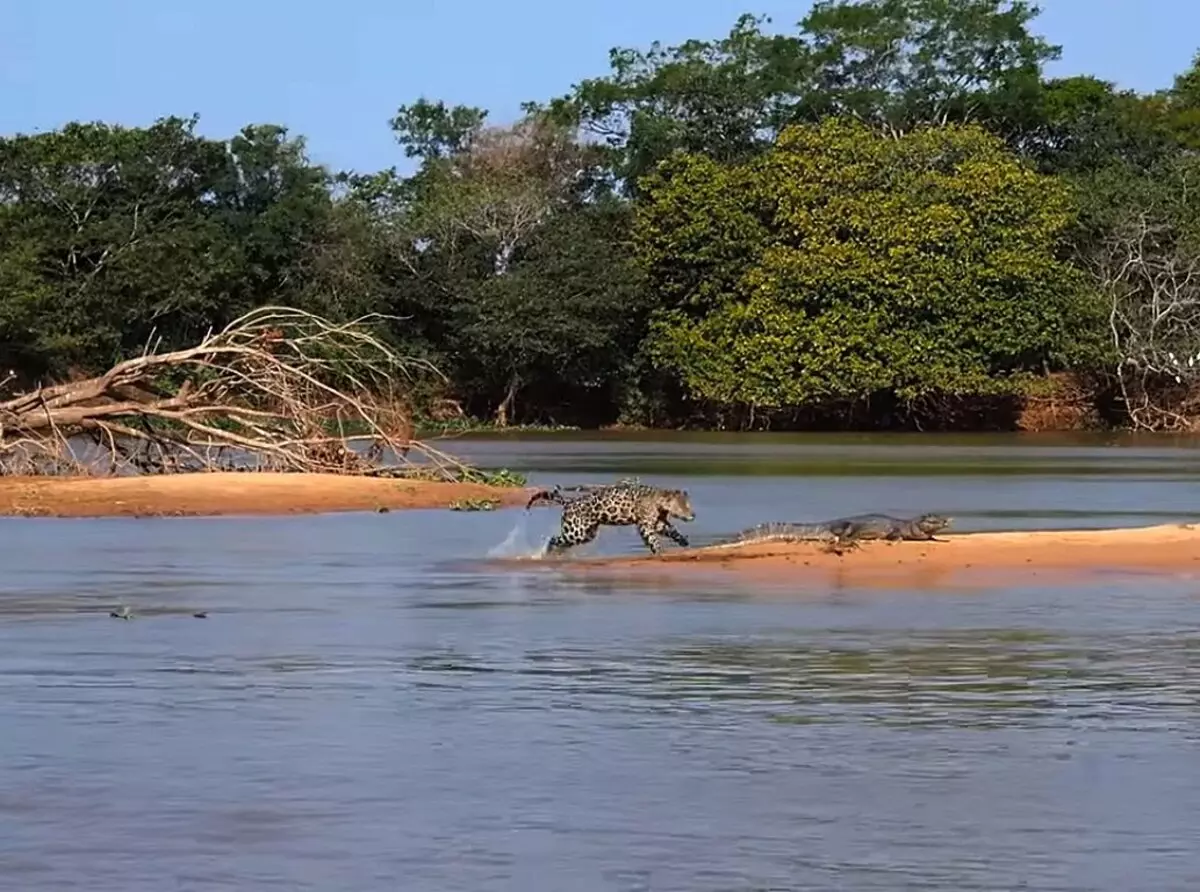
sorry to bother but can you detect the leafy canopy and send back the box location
[538,0,1059,189]
[635,117,1098,409]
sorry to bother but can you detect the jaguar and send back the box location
[527,482,696,556]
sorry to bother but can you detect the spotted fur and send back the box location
[539,483,696,556]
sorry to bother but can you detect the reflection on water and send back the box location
[1,434,1200,890]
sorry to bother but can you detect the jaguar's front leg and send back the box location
[636,520,663,555]
[657,519,689,548]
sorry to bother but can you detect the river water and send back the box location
[2,432,1199,891]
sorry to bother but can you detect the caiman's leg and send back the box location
[821,534,861,555]
[657,519,689,548]
[819,524,863,554]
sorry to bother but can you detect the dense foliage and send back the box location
[5,0,1200,430]
[636,120,1097,413]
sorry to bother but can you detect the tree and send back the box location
[447,202,649,425]
[0,117,363,385]
[1012,76,1177,175]
[798,0,1059,133]
[390,98,488,162]
[538,0,1059,190]
[0,116,232,379]
[635,118,1099,421]
[403,113,598,275]
[1075,156,1200,430]
[376,101,640,423]
[1165,50,1200,151]
[536,14,808,187]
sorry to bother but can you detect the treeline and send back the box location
[6,0,1200,431]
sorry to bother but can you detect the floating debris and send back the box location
[449,498,499,512]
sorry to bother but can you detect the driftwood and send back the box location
[0,306,476,480]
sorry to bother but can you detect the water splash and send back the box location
[486,513,548,560]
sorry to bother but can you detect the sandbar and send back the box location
[541,524,1200,589]
[0,472,532,518]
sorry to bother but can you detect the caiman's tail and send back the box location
[705,522,843,550]
[705,522,808,549]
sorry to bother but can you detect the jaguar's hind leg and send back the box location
[544,517,599,556]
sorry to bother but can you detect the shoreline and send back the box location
[517,523,1200,589]
[0,472,533,518]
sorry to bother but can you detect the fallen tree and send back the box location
[0,306,480,479]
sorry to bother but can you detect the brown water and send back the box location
[2,432,1199,891]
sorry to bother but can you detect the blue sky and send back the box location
[3,0,1198,176]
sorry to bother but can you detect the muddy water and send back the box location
[2,432,1200,891]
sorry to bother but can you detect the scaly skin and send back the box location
[710,513,952,555]
[826,513,952,543]
[708,521,856,554]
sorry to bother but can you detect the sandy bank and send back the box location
[541,524,1200,589]
[0,472,532,518]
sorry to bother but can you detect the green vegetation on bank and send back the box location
[6,0,1200,431]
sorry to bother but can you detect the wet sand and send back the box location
[0,472,532,517]
[537,524,1200,589]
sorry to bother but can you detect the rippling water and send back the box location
[2,433,1199,891]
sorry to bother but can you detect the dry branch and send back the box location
[1093,213,1200,430]
[0,306,480,479]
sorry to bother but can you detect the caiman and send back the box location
[710,513,952,555]
[708,520,857,554]
[825,512,951,543]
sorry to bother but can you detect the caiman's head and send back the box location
[662,489,696,523]
[916,513,952,536]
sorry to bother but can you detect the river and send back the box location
[1,432,1199,891]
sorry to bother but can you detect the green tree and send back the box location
[635,118,1099,419]
[209,124,354,322]
[0,116,361,382]
[1165,50,1200,151]
[390,98,488,162]
[0,116,231,378]
[371,103,646,423]
[403,114,597,275]
[539,0,1058,190]
[799,0,1059,133]
[447,202,650,425]
[1013,76,1176,175]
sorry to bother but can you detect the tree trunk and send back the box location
[494,373,520,427]
[493,240,515,276]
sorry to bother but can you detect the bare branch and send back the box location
[1089,211,1200,430]
[0,306,481,480]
